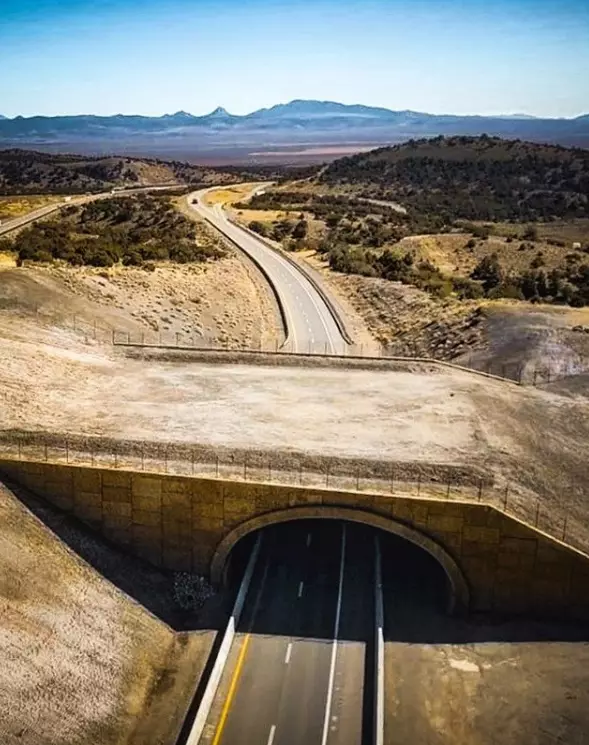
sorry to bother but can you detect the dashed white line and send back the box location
[267,724,277,745]
[298,580,304,598]
[285,642,293,664]
[320,524,347,745]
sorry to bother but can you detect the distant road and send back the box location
[200,521,373,745]
[0,184,185,238]
[188,189,349,354]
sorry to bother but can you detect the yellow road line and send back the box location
[211,633,251,745]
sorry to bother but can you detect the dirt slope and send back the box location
[0,479,206,745]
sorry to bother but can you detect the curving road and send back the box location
[188,190,349,355]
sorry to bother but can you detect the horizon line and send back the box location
[1,100,587,121]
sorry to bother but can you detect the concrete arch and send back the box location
[210,506,470,614]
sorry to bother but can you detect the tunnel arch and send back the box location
[210,506,470,614]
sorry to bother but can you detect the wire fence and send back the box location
[11,305,589,386]
[0,431,586,556]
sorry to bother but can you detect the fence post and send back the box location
[114,448,118,469]
[390,467,394,495]
[191,450,195,476]
[533,369,537,386]
[268,459,272,483]
[562,515,568,542]
[164,447,168,474]
[18,440,21,460]
[477,478,482,501]
[535,500,540,526]
[112,329,115,345]
[299,462,303,486]
[326,466,330,489]
[44,441,48,462]
[65,439,69,464]
[417,474,421,496]
[141,445,145,471]
[446,480,451,498]
[503,484,508,510]
[216,455,219,478]
[356,467,360,491]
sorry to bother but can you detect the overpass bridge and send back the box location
[2,454,589,745]
[1,455,588,620]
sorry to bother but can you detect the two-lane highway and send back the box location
[200,521,375,745]
[188,191,349,355]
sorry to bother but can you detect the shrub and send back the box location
[248,220,268,236]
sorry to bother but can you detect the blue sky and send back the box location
[1,0,588,118]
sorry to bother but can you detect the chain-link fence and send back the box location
[0,430,586,556]
[13,305,589,386]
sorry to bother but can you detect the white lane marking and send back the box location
[267,724,277,745]
[306,532,311,547]
[321,524,346,745]
[298,580,304,598]
[285,642,293,664]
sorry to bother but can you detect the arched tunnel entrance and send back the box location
[211,506,469,615]
[200,511,470,745]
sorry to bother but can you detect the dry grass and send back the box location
[203,183,263,206]
[397,231,589,277]
[0,195,63,220]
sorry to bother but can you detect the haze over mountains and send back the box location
[1,100,588,163]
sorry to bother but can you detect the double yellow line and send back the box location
[211,633,252,745]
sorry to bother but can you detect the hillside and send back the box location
[2,193,226,268]
[320,136,589,221]
[0,478,208,745]
[0,148,240,195]
[233,136,589,311]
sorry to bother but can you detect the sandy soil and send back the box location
[1,319,589,545]
[0,479,210,745]
[0,257,281,349]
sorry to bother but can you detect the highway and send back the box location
[188,191,349,355]
[200,521,375,745]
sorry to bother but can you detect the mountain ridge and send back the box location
[1,100,587,157]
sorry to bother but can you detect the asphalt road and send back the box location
[188,192,349,355]
[201,521,375,745]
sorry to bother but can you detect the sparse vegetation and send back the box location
[234,136,589,307]
[5,194,226,268]
[0,148,244,195]
[320,135,589,222]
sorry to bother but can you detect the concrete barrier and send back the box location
[374,535,384,745]
[185,532,262,745]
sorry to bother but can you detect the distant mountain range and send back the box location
[1,100,588,161]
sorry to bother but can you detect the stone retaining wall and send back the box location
[2,458,588,621]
